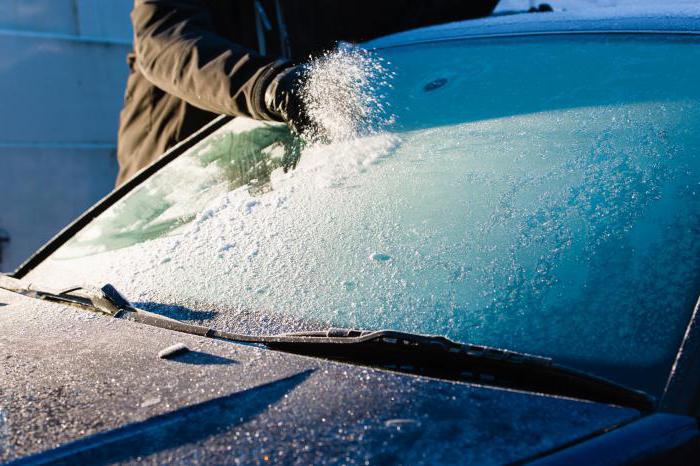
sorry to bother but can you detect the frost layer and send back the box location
[28,35,700,396]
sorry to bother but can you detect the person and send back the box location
[116,0,498,186]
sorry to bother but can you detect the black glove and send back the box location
[264,65,311,137]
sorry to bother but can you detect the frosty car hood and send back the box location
[0,289,640,465]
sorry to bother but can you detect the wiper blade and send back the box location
[0,277,655,412]
[266,328,655,413]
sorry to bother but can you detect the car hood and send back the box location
[0,289,640,465]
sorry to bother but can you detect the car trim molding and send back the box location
[661,295,700,417]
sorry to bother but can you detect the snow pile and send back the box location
[299,47,395,143]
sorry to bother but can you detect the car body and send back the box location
[2,6,700,465]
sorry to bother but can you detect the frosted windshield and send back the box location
[28,35,700,396]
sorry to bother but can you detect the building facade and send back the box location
[0,0,132,271]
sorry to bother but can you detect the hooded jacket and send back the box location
[116,0,497,186]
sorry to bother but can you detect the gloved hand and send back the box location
[264,65,311,137]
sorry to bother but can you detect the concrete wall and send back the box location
[0,1,132,271]
[0,147,118,270]
[0,0,132,41]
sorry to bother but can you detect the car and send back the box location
[2,5,700,465]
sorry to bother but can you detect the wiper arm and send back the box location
[266,328,655,413]
[0,277,654,412]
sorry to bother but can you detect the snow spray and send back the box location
[298,46,395,143]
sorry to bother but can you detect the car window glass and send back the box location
[28,35,700,396]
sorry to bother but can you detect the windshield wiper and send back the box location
[0,276,654,412]
[260,328,655,412]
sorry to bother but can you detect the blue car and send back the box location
[1,7,699,465]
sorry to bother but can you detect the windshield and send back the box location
[26,35,700,397]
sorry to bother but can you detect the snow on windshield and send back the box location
[29,36,700,395]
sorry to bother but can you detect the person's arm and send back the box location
[132,0,289,120]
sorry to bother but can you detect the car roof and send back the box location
[365,5,700,49]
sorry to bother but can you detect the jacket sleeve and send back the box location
[132,0,288,120]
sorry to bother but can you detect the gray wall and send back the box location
[0,0,132,271]
[0,0,132,40]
